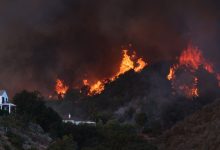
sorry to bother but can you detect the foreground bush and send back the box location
[13,90,63,137]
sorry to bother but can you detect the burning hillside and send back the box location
[54,43,220,99]
[55,49,148,97]
[1,0,220,98]
[49,43,220,133]
[167,44,220,98]
[82,50,148,95]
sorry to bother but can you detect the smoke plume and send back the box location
[0,0,219,96]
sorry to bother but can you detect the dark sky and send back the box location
[0,0,220,97]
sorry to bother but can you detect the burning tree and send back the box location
[55,79,69,98]
[167,44,220,98]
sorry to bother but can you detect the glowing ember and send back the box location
[55,79,69,98]
[167,65,178,81]
[192,77,199,97]
[191,88,199,97]
[167,44,219,98]
[179,85,198,98]
[83,79,89,86]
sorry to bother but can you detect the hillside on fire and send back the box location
[2,0,220,150]
[46,44,220,150]
[48,44,220,129]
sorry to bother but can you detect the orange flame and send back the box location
[83,79,105,95]
[89,81,105,95]
[179,45,214,73]
[179,46,203,70]
[55,79,69,98]
[134,58,148,72]
[83,79,89,86]
[116,50,134,76]
[114,50,147,78]
[167,65,178,81]
[167,44,219,98]
[55,49,147,97]
[176,76,199,98]
[191,88,199,97]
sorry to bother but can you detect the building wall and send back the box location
[0,92,9,104]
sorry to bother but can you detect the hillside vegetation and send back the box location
[5,90,158,150]
[0,115,51,150]
[158,99,220,150]
[1,89,220,150]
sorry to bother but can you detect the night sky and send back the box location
[0,0,220,96]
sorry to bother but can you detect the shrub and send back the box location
[6,131,24,150]
[135,112,148,127]
[13,90,63,138]
[47,135,77,150]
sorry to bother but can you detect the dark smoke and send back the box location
[0,0,219,96]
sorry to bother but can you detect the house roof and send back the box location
[0,103,16,106]
[0,90,6,96]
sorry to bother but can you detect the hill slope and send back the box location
[48,62,220,131]
[158,99,220,150]
[0,115,51,150]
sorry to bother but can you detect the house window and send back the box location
[2,97,4,103]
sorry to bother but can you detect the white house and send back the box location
[63,113,96,126]
[63,120,96,126]
[0,90,16,114]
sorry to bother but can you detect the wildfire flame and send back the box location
[179,45,214,73]
[55,79,69,98]
[82,79,105,95]
[167,65,177,81]
[134,58,148,72]
[192,77,199,97]
[89,81,105,95]
[83,49,147,96]
[116,50,134,76]
[167,44,219,98]
[115,50,147,78]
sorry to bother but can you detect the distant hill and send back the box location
[158,98,220,150]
